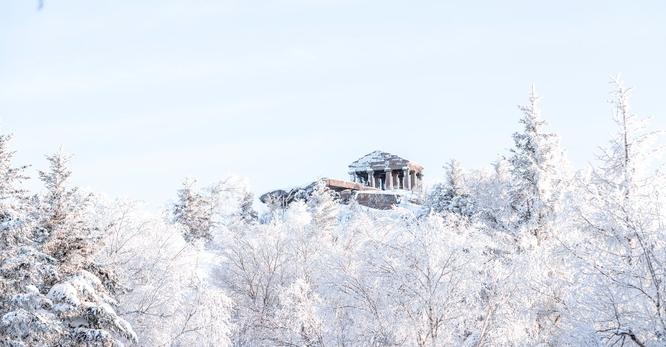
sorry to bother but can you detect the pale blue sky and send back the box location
[1,0,665,205]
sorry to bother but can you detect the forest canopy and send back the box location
[1,78,664,346]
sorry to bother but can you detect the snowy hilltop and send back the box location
[260,150,425,210]
[2,79,666,346]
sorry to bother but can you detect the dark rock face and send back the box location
[259,189,290,207]
[260,179,405,210]
[355,192,401,210]
[259,181,340,208]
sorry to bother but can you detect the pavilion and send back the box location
[347,150,423,191]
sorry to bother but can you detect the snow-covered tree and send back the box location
[371,215,488,346]
[507,86,567,242]
[36,151,96,272]
[468,158,513,233]
[172,179,216,243]
[461,90,576,344]
[173,176,258,243]
[98,200,233,346]
[0,134,30,248]
[213,177,258,229]
[217,220,296,345]
[5,80,666,346]
[0,134,29,209]
[424,159,473,219]
[272,278,324,346]
[238,190,258,224]
[569,77,666,345]
[1,149,137,346]
[37,151,77,231]
[307,180,340,235]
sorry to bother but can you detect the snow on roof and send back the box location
[348,150,423,172]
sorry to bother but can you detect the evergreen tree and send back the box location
[1,149,137,346]
[0,134,30,248]
[36,151,98,274]
[501,89,574,343]
[238,191,258,224]
[507,86,566,242]
[0,133,33,323]
[172,179,215,243]
[424,159,473,219]
[0,134,29,208]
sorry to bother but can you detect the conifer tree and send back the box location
[0,134,30,248]
[1,148,137,346]
[0,133,32,316]
[507,86,566,241]
[238,191,258,224]
[424,159,473,219]
[172,179,215,243]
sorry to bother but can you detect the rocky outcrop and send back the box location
[355,192,401,210]
[260,178,405,210]
[260,180,340,207]
[259,189,291,207]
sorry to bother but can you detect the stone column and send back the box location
[403,168,411,190]
[349,172,356,182]
[367,170,374,188]
[384,169,392,190]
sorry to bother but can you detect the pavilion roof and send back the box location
[348,150,423,172]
